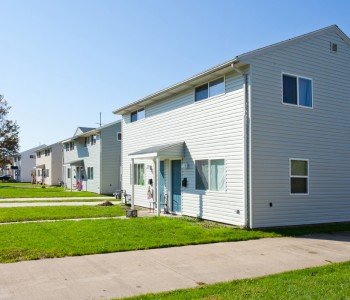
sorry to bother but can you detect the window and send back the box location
[290,159,309,194]
[195,159,225,191]
[65,143,69,151]
[45,169,49,178]
[132,163,145,185]
[37,169,41,176]
[117,132,122,141]
[130,108,145,123]
[90,135,97,145]
[67,168,71,179]
[195,160,209,190]
[29,155,35,159]
[44,149,50,156]
[195,77,225,102]
[37,152,41,158]
[283,74,312,107]
[87,167,94,180]
[84,137,88,147]
[69,142,74,151]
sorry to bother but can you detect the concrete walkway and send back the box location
[0,232,349,300]
[0,201,119,207]
[0,196,115,201]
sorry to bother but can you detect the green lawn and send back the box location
[126,262,350,300]
[0,216,348,264]
[0,182,101,198]
[0,217,279,263]
[0,205,125,223]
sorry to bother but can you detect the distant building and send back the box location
[62,122,122,194]
[10,145,45,182]
[35,142,63,186]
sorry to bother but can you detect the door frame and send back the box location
[169,159,182,214]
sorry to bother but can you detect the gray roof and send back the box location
[62,120,121,144]
[78,127,96,133]
[113,25,350,115]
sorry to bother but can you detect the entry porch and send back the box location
[129,142,185,216]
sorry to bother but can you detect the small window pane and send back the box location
[195,160,209,190]
[291,160,308,176]
[195,84,209,102]
[210,159,225,191]
[139,164,145,185]
[291,178,308,194]
[283,75,297,105]
[299,78,312,107]
[131,111,138,123]
[209,78,225,97]
[138,109,145,120]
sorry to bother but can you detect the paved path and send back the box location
[0,196,115,201]
[0,232,349,300]
[0,201,119,207]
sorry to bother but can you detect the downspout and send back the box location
[231,63,251,228]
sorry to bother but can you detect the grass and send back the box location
[125,261,350,300]
[0,217,280,263]
[0,205,125,223]
[0,182,102,198]
[0,216,348,264]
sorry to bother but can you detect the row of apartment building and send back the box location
[5,25,350,228]
[5,122,122,195]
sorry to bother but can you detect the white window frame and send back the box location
[87,167,94,180]
[117,132,122,141]
[281,73,313,109]
[130,107,146,123]
[289,158,309,195]
[194,158,226,192]
[194,76,226,103]
[132,163,145,186]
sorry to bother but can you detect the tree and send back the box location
[0,95,20,168]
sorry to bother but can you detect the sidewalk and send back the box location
[0,201,119,207]
[0,196,115,201]
[0,232,349,300]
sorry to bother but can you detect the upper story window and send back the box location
[37,152,41,158]
[117,132,122,141]
[195,77,225,102]
[282,74,313,108]
[84,137,88,147]
[130,108,145,123]
[90,135,97,145]
[65,142,74,151]
[44,149,50,156]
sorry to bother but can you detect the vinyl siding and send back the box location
[122,72,246,225]
[100,122,121,194]
[63,136,101,193]
[12,146,42,182]
[246,30,350,227]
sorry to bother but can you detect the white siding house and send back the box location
[62,122,122,194]
[10,145,45,182]
[114,25,350,228]
[35,142,63,186]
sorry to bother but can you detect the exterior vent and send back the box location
[330,42,338,52]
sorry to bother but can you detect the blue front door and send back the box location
[159,161,165,210]
[171,160,182,213]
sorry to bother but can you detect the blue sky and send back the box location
[1,0,349,150]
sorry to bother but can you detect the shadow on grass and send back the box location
[259,222,350,242]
